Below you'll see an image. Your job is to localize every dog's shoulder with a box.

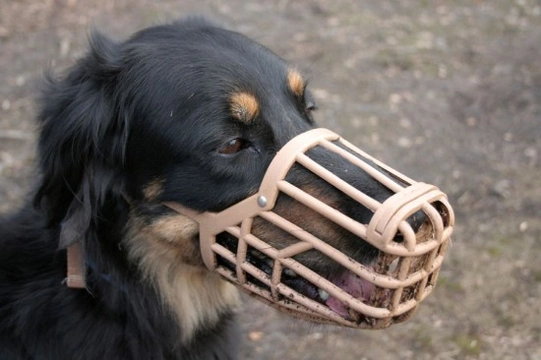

[0,205,62,296]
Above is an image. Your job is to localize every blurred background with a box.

[1,1,539,359]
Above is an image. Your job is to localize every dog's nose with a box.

[392,210,426,243]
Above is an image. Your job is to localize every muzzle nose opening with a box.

[364,196,454,326]
[392,209,426,243]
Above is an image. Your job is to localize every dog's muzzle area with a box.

[164,128,454,329]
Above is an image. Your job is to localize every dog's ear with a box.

[34,31,127,248]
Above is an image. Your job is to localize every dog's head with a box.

[34,19,453,333]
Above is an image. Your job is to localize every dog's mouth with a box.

[216,233,378,322]
[323,271,375,318]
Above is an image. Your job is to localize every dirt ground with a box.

[1,0,540,359]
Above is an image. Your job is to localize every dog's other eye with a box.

[218,138,250,155]
[304,90,317,117]
[306,101,318,113]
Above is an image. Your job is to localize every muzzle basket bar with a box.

[165,128,454,329]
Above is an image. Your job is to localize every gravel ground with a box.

[1,1,540,359]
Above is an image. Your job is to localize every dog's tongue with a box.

[325,272,374,318]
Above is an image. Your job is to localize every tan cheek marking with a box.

[143,178,164,201]
[287,69,305,98]
[124,212,240,343]
[229,92,259,123]
[144,214,200,262]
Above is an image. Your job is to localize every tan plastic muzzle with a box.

[165,128,454,329]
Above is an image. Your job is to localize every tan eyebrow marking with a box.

[143,178,164,201]
[287,69,305,98]
[229,92,260,123]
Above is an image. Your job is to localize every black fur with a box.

[0,18,395,359]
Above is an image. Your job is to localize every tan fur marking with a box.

[287,69,305,97]
[124,212,240,343]
[143,178,164,201]
[229,92,259,123]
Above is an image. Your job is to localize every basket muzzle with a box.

[165,128,454,329]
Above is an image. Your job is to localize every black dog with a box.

[0,19,397,359]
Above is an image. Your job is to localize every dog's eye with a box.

[306,101,318,113]
[218,138,249,155]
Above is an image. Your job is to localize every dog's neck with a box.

[62,199,240,343]
[121,210,240,343]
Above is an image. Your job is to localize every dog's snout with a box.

[393,210,426,243]
[407,209,427,232]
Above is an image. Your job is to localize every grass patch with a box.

[437,275,464,293]
[413,327,433,350]
[486,246,503,257]
[453,334,482,356]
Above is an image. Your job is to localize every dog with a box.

[0,18,403,359]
